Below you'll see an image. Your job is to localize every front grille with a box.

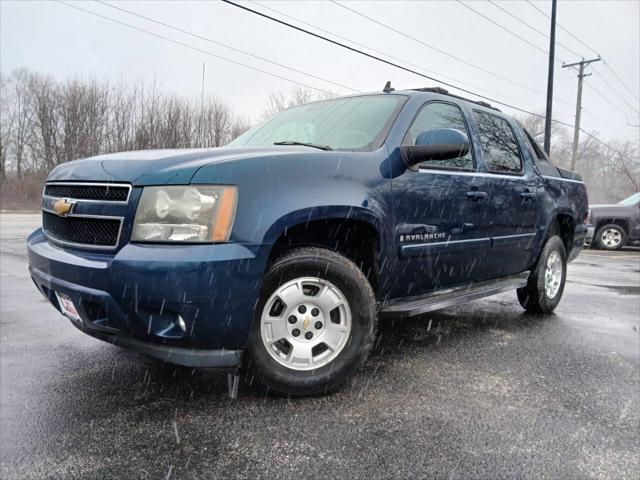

[43,211,121,248]
[44,183,130,202]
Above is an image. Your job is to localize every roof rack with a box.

[410,86,501,112]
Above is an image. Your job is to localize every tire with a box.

[517,236,567,314]
[244,247,377,396]
[595,223,627,250]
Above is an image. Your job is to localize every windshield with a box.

[618,192,640,205]
[230,94,407,152]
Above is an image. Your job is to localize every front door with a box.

[388,101,494,299]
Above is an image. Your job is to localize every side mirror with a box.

[401,128,469,169]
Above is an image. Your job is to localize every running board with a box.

[380,272,530,319]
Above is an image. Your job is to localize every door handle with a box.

[466,191,487,201]
[520,191,537,202]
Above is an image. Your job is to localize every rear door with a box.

[470,110,540,277]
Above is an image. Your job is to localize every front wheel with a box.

[245,247,377,396]
[517,236,567,314]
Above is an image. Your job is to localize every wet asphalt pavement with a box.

[1,213,638,479]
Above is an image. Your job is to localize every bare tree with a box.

[210,99,233,147]
[5,67,635,210]
[107,81,137,152]
[29,73,62,171]
[0,72,12,184]
[134,81,162,150]
[261,86,337,120]
[229,117,251,142]
[7,69,35,178]
[607,141,639,192]
[58,78,110,161]
[262,91,288,120]
[0,68,261,208]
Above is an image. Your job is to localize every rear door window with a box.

[473,111,523,174]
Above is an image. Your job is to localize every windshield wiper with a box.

[274,141,333,151]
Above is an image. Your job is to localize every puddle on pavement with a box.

[596,285,640,296]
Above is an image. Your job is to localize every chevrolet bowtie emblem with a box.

[53,198,75,217]
[303,317,310,330]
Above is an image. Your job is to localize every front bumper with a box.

[28,228,270,367]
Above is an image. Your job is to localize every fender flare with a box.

[262,205,385,246]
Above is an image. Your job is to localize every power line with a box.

[333,0,615,126]
[526,0,639,110]
[251,1,521,104]
[487,0,582,58]
[55,1,339,96]
[584,82,637,121]
[455,0,554,59]
[244,0,572,113]
[576,127,627,157]
[582,106,625,131]
[94,0,359,94]
[249,1,569,115]
[106,0,544,108]
[65,0,556,118]
[550,117,627,157]
[460,0,632,135]
[327,0,560,102]
[476,0,637,123]
[591,71,639,114]
[525,0,600,57]
[330,0,608,119]
[60,0,628,159]
[223,1,626,157]
[222,0,552,116]
[603,61,640,102]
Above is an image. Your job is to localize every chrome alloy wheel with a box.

[260,277,352,371]
[601,228,622,248]
[544,251,563,299]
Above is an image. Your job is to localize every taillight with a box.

[585,209,591,224]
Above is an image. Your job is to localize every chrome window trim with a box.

[42,209,124,251]
[416,168,585,184]
[43,182,132,204]
[417,169,530,181]
[542,175,585,185]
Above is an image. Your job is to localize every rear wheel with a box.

[517,236,567,314]
[595,224,626,250]
[245,247,377,396]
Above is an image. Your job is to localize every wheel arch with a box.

[594,217,630,235]
[546,210,577,255]
[263,207,384,296]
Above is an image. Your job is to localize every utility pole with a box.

[562,57,601,170]
[200,62,206,148]
[543,0,557,155]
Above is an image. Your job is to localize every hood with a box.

[47,146,314,186]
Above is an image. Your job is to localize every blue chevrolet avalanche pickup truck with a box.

[28,86,588,396]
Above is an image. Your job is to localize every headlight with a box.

[132,185,237,243]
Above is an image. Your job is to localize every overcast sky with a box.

[1,0,638,142]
